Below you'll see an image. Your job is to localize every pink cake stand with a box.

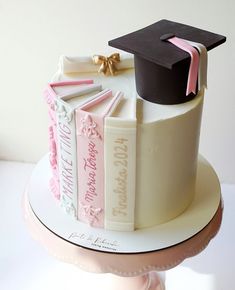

[23,188,222,290]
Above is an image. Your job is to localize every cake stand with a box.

[23,155,222,290]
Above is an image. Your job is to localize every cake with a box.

[44,20,226,232]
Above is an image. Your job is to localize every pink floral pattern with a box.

[44,86,60,200]
[50,177,60,200]
[77,114,102,140]
[49,126,57,170]
[61,195,76,217]
[79,202,102,226]
[48,124,60,199]
[55,101,73,123]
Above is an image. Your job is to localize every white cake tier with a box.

[27,154,221,253]
[136,93,203,228]
[52,54,204,230]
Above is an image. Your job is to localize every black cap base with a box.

[135,55,196,105]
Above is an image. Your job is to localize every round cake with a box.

[44,19,226,232]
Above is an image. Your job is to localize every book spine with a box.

[50,79,93,87]
[75,90,122,228]
[76,111,105,227]
[58,83,102,100]
[55,100,78,218]
[43,86,60,200]
[104,118,137,231]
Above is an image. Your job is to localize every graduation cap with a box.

[108,19,226,105]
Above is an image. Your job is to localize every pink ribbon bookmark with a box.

[185,40,208,91]
[167,36,200,96]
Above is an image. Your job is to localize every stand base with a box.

[23,188,222,289]
[100,272,164,290]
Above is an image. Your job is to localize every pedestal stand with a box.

[23,155,222,290]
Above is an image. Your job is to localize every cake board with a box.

[23,154,222,289]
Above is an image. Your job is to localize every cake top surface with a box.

[53,54,203,123]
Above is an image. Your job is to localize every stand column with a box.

[102,272,164,290]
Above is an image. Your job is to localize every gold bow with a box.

[93,53,120,76]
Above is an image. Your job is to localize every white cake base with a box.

[27,154,221,253]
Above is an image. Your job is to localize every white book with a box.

[104,96,137,231]
[55,83,102,218]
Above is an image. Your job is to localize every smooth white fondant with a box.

[136,93,204,228]
[52,57,204,230]
[27,154,221,253]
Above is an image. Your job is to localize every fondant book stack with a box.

[45,80,137,230]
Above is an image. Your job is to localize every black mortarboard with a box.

[108,19,226,104]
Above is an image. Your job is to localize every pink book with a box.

[76,89,123,227]
[43,79,93,199]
